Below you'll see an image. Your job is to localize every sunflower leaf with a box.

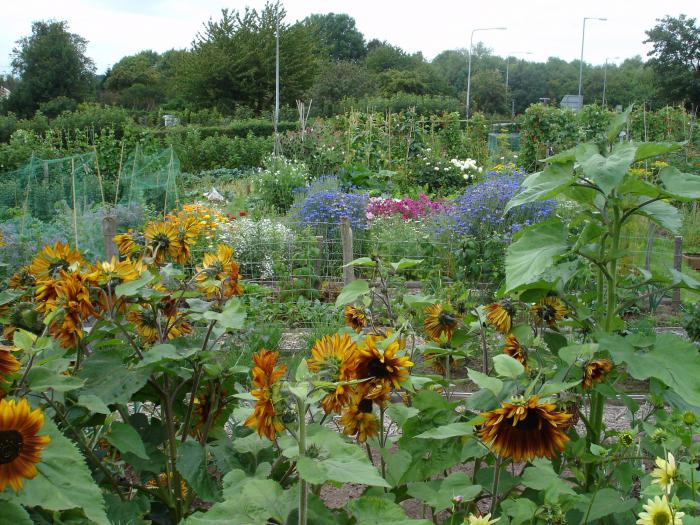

[335,279,370,307]
[493,354,525,379]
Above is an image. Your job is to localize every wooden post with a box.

[672,236,682,311]
[340,218,355,285]
[102,215,118,260]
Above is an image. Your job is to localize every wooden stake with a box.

[71,158,79,250]
[340,217,355,285]
[114,142,125,206]
[93,146,106,206]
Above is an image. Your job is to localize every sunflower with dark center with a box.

[582,358,613,389]
[344,305,366,332]
[485,300,517,334]
[531,296,567,327]
[244,349,287,441]
[355,333,413,398]
[87,257,143,287]
[478,395,572,462]
[28,242,83,280]
[424,303,459,343]
[127,306,191,344]
[195,245,243,299]
[173,216,203,264]
[47,271,96,349]
[340,394,379,443]
[113,230,145,258]
[0,398,51,492]
[503,334,528,369]
[0,346,21,384]
[144,221,182,265]
[307,333,358,414]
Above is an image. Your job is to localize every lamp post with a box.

[466,26,507,120]
[577,17,607,97]
[602,56,619,108]
[505,51,532,90]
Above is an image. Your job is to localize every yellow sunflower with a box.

[144,221,182,265]
[0,398,51,492]
[244,349,287,441]
[466,514,499,525]
[478,395,572,462]
[28,242,83,280]
[146,472,188,499]
[485,301,516,334]
[195,244,243,299]
[0,346,21,384]
[173,216,203,264]
[344,305,366,332]
[424,303,459,343]
[531,296,567,327]
[355,332,413,398]
[8,267,35,290]
[307,333,358,414]
[651,452,677,492]
[113,230,145,258]
[637,496,683,525]
[127,306,191,344]
[47,271,95,349]
[86,256,143,286]
[582,359,613,389]
[339,394,379,443]
[503,334,528,369]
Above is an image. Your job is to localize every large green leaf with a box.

[501,498,538,525]
[77,351,151,405]
[580,142,637,195]
[521,458,576,497]
[114,271,153,298]
[14,419,109,524]
[106,422,149,460]
[26,367,85,392]
[407,472,481,512]
[660,165,700,200]
[346,496,432,525]
[635,198,682,233]
[415,422,475,440]
[0,498,32,524]
[335,279,370,307]
[634,142,681,162]
[603,333,700,407]
[575,487,637,522]
[606,105,633,144]
[505,220,568,293]
[505,163,573,213]
[492,354,525,378]
[468,369,503,396]
[135,343,199,369]
[177,439,221,502]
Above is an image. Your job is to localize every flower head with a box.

[636,495,683,525]
[531,296,567,327]
[465,513,499,525]
[503,334,527,369]
[424,303,459,343]
[355,333,413,397]
[46,271,95,348]
[340,394,379,443]
[244,350,287,441]
[195,244,243,299]
[485,301,516,334]
[344,305,366,332]
[28,242,83,280]
[582,359,613,389]
[307,333,358,414]
[144,221,182,265]
[651,452,677,493]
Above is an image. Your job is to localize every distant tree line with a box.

[1,4,698,119]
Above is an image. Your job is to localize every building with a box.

[0,86,10,101]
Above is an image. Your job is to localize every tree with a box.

[471,69,508,115]
[6,20,95,116]
[306,61,376,115]
[302,13,366,61]
[644,15,700,107]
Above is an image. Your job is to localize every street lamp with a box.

[577,17,607,97]
[505,51,533,90]
[466,26,507,120]
[602,56,620,107]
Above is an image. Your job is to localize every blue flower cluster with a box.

[436,169,555,240]
[294,178,368,232]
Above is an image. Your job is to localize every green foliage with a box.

[682,302,700,342]
[302,13,366,61]
[253,155,308,213]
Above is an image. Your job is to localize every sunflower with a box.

[355,333,413,397]
[503,334,528,369]
[478,395,572,462]
[344,305,366,332]
[28,242,83,280]
[146,472,188,499]
[340,395,379,443]
[47,271,95,349]
[244,349,287,441]
[113,230,145,258]
[173,216,203,264]
[195,245,243,299]
[86,256,143,286]
[144,221,182,265]
[465,514,499,525]
[531,296,567,327]
[4,302,43,340]
[651,452,677,492]
[34,278,61,314]
[0,398,51,492]
[0,346,20,384]
[582,359,613,389]
[307,333,358,414]
[636,496,683,525]
[485,301,516,334]
[127,307,191,344]
[8,267,35,290]
[424,303,459,343]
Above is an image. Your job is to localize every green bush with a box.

[683,302,700,343]
[253,156,308,214]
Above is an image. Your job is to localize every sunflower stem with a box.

[489,457,503,515]
[296,396,308,525]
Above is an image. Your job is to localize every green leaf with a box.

[135,343,198,369]
[403,294,435,310]
[492,354,525,379]
[0,288,24,306]
[295,358,310,381]
[12,329,36,352]
[77,351,151,405]
[14,418,109,524]
[114,271,153,297]
[538,380,581,397]
[26,367,85,392]
[177,439,221,502]
[390,258,423,272]
[344,256,375,267]
[634,142,681,161]
[505,220,568,293]
[635,198,682,233]
[576,487,637,522]
[335,279,370,307]
[501,498,538,525]
[415,422,474,440]
[202,298,246,330]
[559,343,599,365]
[386,404,419,427]
[0,499,33,524]
[106,422,149,460]
[468,369,503,396]
[581,142,637,195]
[606,105,633,144]
[407,472,481,512]
[521,458,576,497]
[505,163,573,213]
[76,394,111,415]
[660,165,700,200]
[346,496,432,525]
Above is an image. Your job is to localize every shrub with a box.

[254,156,309,214]
[683,302,700,342]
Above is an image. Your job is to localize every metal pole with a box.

[602,58,608,107]
[274,10,281,155]
[466,27,507,121]
[505,55,510,90]
[578,19,587,96]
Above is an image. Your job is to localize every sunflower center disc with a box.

[652,511,670,525]
[367,359,390,378]
[0,430,23,464]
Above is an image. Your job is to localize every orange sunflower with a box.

[307,333,358,414]
[503,334,528,369]
[531,296,567,327]
[582,359,613,389]
[8,267,35,290]
[144,221,182,265]
[195,245,243,299]
[0,346,21,384]
[126,306,192,344]
[340,394,380,443]
[0,398,51,492]
[47,271,96,349]
[344,305,366,332]
[244,349,287,441]
[173,216,203,264]
[478,395,572,462]
[113,230,145,258]
[355,333,413,399]
[28,242,83,280]
[485,301,516,334]
[424,303,459,343]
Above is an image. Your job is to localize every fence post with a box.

[340,218,355,285]
[672,236,682,312]
[102,214,118,260]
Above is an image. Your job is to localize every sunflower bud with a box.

[682,411,697,426]
[651,429,668,444]
[618,431,634,448]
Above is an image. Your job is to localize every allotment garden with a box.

[1,103,700,524]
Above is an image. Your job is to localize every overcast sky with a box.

[2,0,699,74]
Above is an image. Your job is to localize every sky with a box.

[1,0,699,74]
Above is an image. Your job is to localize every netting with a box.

[117,146,180,213]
